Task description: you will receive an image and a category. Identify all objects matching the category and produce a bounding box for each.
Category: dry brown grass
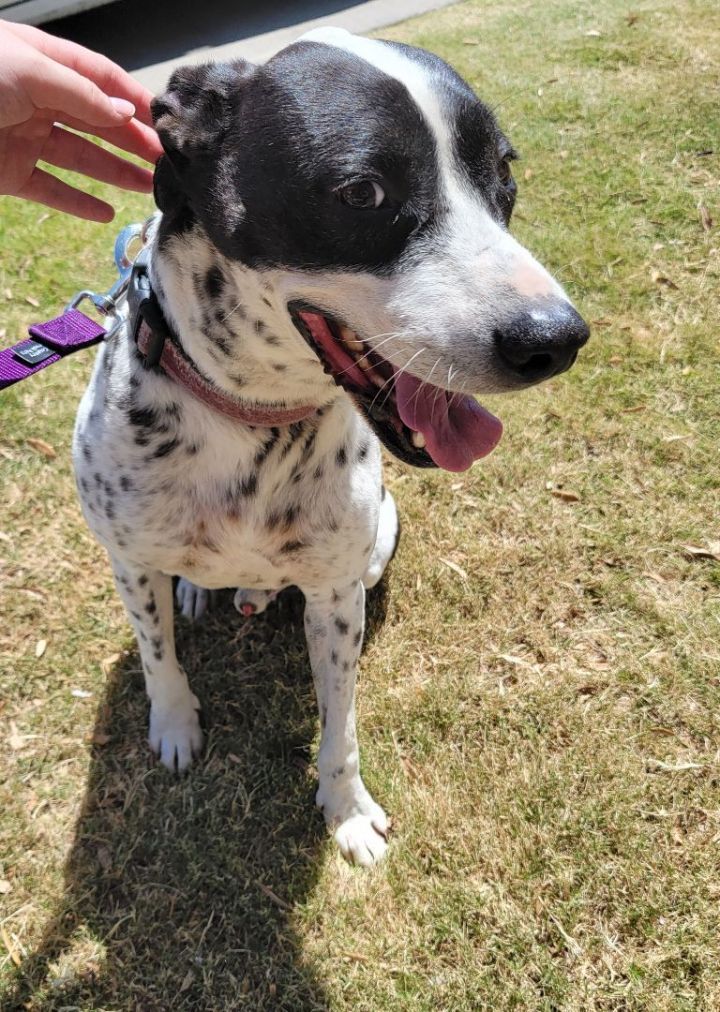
[1,0,719,1007]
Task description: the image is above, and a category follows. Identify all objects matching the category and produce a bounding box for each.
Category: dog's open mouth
[289,304,503,471]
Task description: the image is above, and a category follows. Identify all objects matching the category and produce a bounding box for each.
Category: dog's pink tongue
[395,373,503,472]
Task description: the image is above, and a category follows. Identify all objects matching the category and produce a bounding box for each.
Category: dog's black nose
[495,304,590,383]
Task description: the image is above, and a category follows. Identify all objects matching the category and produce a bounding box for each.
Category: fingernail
[110,97,135,118]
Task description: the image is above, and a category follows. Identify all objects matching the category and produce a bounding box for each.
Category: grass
[1,0,719,1007]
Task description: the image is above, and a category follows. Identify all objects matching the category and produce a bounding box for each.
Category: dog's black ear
[151,60,255,214]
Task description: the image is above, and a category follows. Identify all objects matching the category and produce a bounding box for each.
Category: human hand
[0,19,162,221]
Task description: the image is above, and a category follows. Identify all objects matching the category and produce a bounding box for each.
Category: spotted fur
[73,29,587,867]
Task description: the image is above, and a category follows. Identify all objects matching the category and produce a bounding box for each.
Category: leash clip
[64,218,154,340]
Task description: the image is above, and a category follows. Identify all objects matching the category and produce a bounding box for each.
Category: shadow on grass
[6,580,389,1011]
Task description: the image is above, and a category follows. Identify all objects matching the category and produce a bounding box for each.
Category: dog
[73,27,589,866]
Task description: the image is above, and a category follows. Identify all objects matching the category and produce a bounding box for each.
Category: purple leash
[0,220,149,393]
[0,310,107,390]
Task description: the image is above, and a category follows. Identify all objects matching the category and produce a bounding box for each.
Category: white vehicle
[0,0,116,25]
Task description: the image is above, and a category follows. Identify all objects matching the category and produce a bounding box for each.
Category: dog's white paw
[149,692,203,772]
[334,813,389,866]
[317,781,389,866]
[176,578,213,621]
[233,587,277,617]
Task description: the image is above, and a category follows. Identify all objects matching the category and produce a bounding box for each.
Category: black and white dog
[73,28,589,866]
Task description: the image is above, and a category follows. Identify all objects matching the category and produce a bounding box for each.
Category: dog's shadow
[6,581,389,1011]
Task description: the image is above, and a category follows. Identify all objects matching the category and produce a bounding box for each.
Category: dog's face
[152,28,589,472]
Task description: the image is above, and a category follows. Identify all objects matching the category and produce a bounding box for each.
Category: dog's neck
[147,219,338,411]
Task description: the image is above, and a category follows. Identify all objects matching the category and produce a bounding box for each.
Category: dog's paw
[233,587,277,618]
[149,692,203,772]
[176,579,213,620]
[334,813,389,866]
[316,781,389,866]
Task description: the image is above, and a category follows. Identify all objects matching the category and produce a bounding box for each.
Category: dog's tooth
[411,430,426,448]
[339,325,364,352]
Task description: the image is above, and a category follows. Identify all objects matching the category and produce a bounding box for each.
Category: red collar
[136,320,318,426]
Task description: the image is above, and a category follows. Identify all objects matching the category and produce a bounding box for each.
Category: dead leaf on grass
[180,970,195,992]
[34,639,47,659]
[26,437,56,459]
[650,269,679,289]
[24,295,40,308]
[1,926,21,967]
[439,557,469,581]
[0,879,12,895]
[682,543,720,562]
[646,758,704,772]
[698,204,713,231]
[551,489,581,502]
[100,652,122,675]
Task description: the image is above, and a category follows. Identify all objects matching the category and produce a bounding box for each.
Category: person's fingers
[25,54,137,128]
[16,165,115,222]
[4,21,155,126]
[59,113,163,163]
[42,125,154,192]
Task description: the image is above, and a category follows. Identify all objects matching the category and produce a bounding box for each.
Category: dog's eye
[338,180,385,209]
[499,157,515,187]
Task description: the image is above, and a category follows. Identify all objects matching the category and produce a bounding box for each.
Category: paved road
[47,0,454,90]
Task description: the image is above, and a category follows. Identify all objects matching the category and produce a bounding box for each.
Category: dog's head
[152,28,589,472]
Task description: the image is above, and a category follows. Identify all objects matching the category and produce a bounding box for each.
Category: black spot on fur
[103,480,114,497]
[353,629,362,647]
[119,475,133,491]
[138,575,148,587]
[145,597,157,616]
[264,333,281,346]
[134,434,150,447]
[336,446,347,467]
[205,265,225,299]
[254,429,280,468]
[313,464,324,482]
[80,478,89,493]
[330,650,338,666]
[82,442,92,462]
[342,660,351,672]
[261,296,272,308]
[202,324,232,356]
[280,539,305,554]
[335,617,349,636]
[358,442,369,461]
[273,363,286,372]
[93,473,102,486]
[152,438,180,459]
[128,405,158,429]
[104,500,115,520]
[186,443,200,455]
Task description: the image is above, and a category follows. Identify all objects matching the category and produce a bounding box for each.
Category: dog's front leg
[304,579,388,865]
[111,558,202,772]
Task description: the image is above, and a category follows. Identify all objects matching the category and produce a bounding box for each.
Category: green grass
[1,0,719,1008]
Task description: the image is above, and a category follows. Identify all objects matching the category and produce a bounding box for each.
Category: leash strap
[0,310,106,390]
